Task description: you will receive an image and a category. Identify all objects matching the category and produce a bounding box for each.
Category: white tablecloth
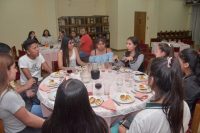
[37,70,153,126]
[39,45,60,69]
[151,41,190,54]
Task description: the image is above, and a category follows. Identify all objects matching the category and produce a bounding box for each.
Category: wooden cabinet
[58,15,110,47]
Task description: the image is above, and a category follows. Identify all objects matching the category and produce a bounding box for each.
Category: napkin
[39,83,51,92]
[134,92,148,101]
[101,98,116,111]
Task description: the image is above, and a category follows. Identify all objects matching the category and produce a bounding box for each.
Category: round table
[37,68,153,126]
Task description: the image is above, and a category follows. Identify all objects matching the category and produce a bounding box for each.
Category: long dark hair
[42,29,51,37]
[179,48,200,84]
[126,36,141,59]
[60,37,70,67]
[27,31,39,43]
[42,79,108,133]
[149,57,184,133]
[94,37,107,50]
[158,43,174,57]
[0,54,14,95]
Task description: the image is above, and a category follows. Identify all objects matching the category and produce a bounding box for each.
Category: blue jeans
[31,105,43,118]
[79,51,89,58]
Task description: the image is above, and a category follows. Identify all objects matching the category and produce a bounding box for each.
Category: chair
[52,61,59,72]
[11,46,19,61]
[0,119,4,133]
[190,100,200,133]
[18,50,26,57]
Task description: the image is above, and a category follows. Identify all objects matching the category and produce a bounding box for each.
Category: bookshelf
[58,15,110,47]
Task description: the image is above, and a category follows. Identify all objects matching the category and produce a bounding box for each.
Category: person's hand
[113,55,119,62]
[125,56,133,62]
[24,78,36,90]
[118,125,127,133]
[25,90,35,98]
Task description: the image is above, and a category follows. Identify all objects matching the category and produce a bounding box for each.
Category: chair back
[191,100,200,133]
[0,119,4,133]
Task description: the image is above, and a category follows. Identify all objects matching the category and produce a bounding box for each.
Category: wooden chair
[0,119,4,133]
[11,46,19,61]
[18,50,26,58]
[52,61,59,72]
[190,100,200,133]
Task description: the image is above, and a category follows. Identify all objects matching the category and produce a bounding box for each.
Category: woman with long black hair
[179,48,200,114]
[42,79,108,133]
[125,57,191,133]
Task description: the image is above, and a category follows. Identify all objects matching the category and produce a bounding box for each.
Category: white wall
[0,0,57,50]
[56,0,107,17]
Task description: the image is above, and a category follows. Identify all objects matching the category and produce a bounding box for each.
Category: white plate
[113,93,134,104]
[133,74,148,82]
[119,67,132,73]
[50,72,65,78]
[47,79,60,87]
[134,84,152,93]
[48,92,56,101]
[89,96,104,107]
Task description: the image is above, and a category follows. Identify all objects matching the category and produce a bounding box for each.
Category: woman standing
[0,54,44,133]
[42,79,108,133]
[58,37,86,70]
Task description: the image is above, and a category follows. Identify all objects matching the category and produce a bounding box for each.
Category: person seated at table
[41,29,53,45]
[58,30,66,43]
[114,36,144,71]
[42,78,108,133]
[179,48,200,114]
[27,31,39,43]
[154,42,174,58]
[89,38,113,64]
[118,57,191,133]
[58,37,86,70]
[19,39,52,85]
[0,42,42,113]
[70,31,80,47]
[0,53,44,133]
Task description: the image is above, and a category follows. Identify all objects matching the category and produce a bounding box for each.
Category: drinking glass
[116,77,123,92]
[93,80,104,96]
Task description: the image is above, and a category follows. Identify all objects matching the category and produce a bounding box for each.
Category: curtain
[191,5,200,45]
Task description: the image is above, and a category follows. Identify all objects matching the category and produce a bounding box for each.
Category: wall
[158,0,191,31]
[56,0,107,17]
[0,0,57,50]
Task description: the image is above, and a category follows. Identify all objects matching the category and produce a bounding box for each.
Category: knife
[113,99,121,106]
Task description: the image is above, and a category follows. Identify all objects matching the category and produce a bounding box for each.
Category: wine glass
[93,80,104,96]
[116,78,123,92]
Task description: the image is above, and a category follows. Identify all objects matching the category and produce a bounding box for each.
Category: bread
[89,97,95,104]
[120,94,132,101]
[139,84,147,90]
[95,99,102,105]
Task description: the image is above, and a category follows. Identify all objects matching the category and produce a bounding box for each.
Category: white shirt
[69,48,77,67]
[127,101,191,133]
[19,53,45,84]
[0,89,26,133]
[41,36,53,45]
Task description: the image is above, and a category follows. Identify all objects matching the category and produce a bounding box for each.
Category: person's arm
[57,50,66,70]
[89,50,96,63]
[21,68,33,80]
[15,79,35,93]
[74,47,86,66]
[14,107,44,128]
[108,52,114,62]
[41,62,52,73]
[129,54,144,71]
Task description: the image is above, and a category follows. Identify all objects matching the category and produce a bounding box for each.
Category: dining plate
[113,93,134,104]
[50,72,64,78]
[47,79,60,87]
[133,74,148,82]
[89,96,104,107]
[48,92,56,101]
[134,84,152,93]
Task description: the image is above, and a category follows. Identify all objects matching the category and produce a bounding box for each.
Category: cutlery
[135,73,145,76]
[113,99,121,106]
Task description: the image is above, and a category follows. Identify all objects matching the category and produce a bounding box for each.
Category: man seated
[18,39,52,114]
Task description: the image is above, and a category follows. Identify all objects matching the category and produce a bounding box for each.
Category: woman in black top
[179,48,200,113]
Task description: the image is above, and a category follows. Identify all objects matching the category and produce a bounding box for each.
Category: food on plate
[139,75,145,80]
[54,71,60,76]
[89,97,95,104]
[49,79,55,85]
[120,94,132,101]
[139,84,147,90]
[95,99,102,105]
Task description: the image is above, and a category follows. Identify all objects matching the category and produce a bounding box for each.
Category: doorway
[134,11,146,43]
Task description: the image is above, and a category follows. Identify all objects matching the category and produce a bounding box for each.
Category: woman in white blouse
[41,29,53,45]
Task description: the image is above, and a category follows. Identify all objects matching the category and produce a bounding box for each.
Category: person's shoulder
[106,48,112,52]
[90,50,95,56]
[19,54,27,61]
